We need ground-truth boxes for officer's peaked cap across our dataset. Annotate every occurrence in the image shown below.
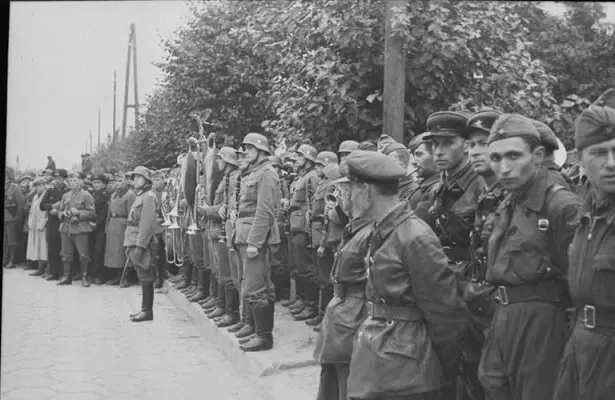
[462,109,503,139]
[487,114,540,145]
[335,150,406,185]
[425,111,471,139]
[575,88,615,150]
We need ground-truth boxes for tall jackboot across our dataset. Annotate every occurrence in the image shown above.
[4,246,17,269]
[175,261,193,290]
[207,280,226,319]
[198,269,213,305]
[81,260,91,287]
[235,301,255,338]
[184,265,199,296]
[216,285,240,327]
[132,282,154,322]
[289,277,306,313]
[294,280,319,321]
[189,269,207,302]
[154,258,165,289]
[30,260,46,277]
[57,262,73,285]
[201,274,220,310]
[307,285,333,326]
[241,302,274,352]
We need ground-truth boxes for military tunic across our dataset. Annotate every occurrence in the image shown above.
[4,182,25,247]
[408,173,439,214]
[39,182,68,276]
[347,203,470,399]
[478,169,581,400]
[124,186,159,283]
[226,170,243,291]
[59,188,95,263]
[234,158,280,307]
[554,193,615,400]
[398,173,419,201]
[288,167,320,280]
[311,177,335,287]
[90,188,110,279]
[104,188,136,269]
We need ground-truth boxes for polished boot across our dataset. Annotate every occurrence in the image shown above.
[206,282,226,318]
[289,277,306,313]
[188,270,207,302]
[132,283,154,322]
[235,303,255,339]
[57,262,73,285]
[130,283,148,318]
[26,260,38,270]
[30,260,46,276]
[81,260,91,287]
[216,286,240,328]
[154,257,165,288]
[241,302,274,352]
[227,320,245,333]
[306,286,329,326]
[201,274,220,310]
[4,246,17,269]
[238,334,256,345]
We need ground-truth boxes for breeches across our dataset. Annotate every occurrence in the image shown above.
[290,232,315,280]
[61,233,90,263]
[212,239,231,285]
[238,244,275,307]
[128,239,159,284]
[228,248,242,290]
[188,233,205,270]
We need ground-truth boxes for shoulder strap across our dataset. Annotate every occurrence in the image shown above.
[540,183,567,268]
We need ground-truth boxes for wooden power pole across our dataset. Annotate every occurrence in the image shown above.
[382,0,407,144]
[98,109,101,150]
[89,129,93,154]
[113,71,117,142]
[121,23,140,139]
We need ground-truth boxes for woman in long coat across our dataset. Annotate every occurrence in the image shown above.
[26,177,49,276]
[104,174,136,286]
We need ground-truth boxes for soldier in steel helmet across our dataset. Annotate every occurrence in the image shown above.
[554,88,615,400]
[232,133,280,352]
[124,166,160,322]
[287,144,321,321]
[338,140,360,163]
[478,114,581,400]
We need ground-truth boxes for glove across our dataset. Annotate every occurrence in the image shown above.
[246,245,258,259]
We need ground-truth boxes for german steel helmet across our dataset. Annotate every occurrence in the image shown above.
[296,144,318,162]
[242,133,271,154]
[217,146,238,166]
[129,166,153,183]
[316,151,339,166]
[338,140,360,153]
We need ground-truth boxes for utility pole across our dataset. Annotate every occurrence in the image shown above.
[89,129,93,154]
[121,23,140,139]
[382,0,407,144]
[113,71,117,142]
[98,109,101,150]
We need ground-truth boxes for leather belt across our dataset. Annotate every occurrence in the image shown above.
[576,305,615,332]
[366,301,424,322]
[442,245,471,263]
[111,214,128,218]
[238,211,255,218]
[333,282,364,299]
[312,215,325,223]
[493,280,565,306]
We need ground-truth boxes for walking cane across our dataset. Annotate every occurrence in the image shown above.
[119,255,132,315]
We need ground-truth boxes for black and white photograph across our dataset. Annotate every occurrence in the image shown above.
[3,1,615,399]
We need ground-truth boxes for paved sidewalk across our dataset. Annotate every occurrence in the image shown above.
[1,268,272,400]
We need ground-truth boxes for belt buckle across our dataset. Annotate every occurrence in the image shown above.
[583,305,596,329]
[497,286,509,305]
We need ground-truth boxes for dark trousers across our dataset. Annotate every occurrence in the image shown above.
[238,244,275,307]
[90,230,106,278]
[316,363,350,400]
[478,302,568,400]
[46,223,62,277]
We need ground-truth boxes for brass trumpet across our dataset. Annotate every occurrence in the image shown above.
[326,187,341,206]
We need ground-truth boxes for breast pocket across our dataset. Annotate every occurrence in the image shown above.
[242,181,257,203]
[592,249,615,307]
[130,202,143,223]
[505,236,550,284]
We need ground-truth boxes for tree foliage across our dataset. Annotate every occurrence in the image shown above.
[98,0,614,170]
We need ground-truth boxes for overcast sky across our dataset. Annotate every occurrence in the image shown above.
[6,1,615,172]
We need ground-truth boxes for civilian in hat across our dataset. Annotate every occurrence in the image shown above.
[478,114,581,400]
[45,156,56,172]
[382,141,417,201]
[56,172,96,287]
[38,169,68,279]
[88,174,110,284]
[312,151,469,400]
[407,132,439,212]
[26,177,49,276]
[124,166,159,322]
[104,171,136,287]
[287,144,321,324]
[4,167,25,269]
[554,88,615,400]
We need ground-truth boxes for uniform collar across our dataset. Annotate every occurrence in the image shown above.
[420,173,439,189]
[580,190,615,222]
[371,202,410,243]
[514,168,549,212]
[245,158,269,175]
[444,159,475,191]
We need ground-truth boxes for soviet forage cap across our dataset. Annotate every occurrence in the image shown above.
[377,134,398,152]
[425,110,471,140]
[461,109,503,139]
[357,140,377,151]
[382,141,407,156]
[531,120,560,152]
[316,151,339,166]
[488,114,540,145]
[408,132,431,153]
[575,88,615,150]
[334,150,406,185]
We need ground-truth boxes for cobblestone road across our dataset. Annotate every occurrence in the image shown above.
[1,268,271,400]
